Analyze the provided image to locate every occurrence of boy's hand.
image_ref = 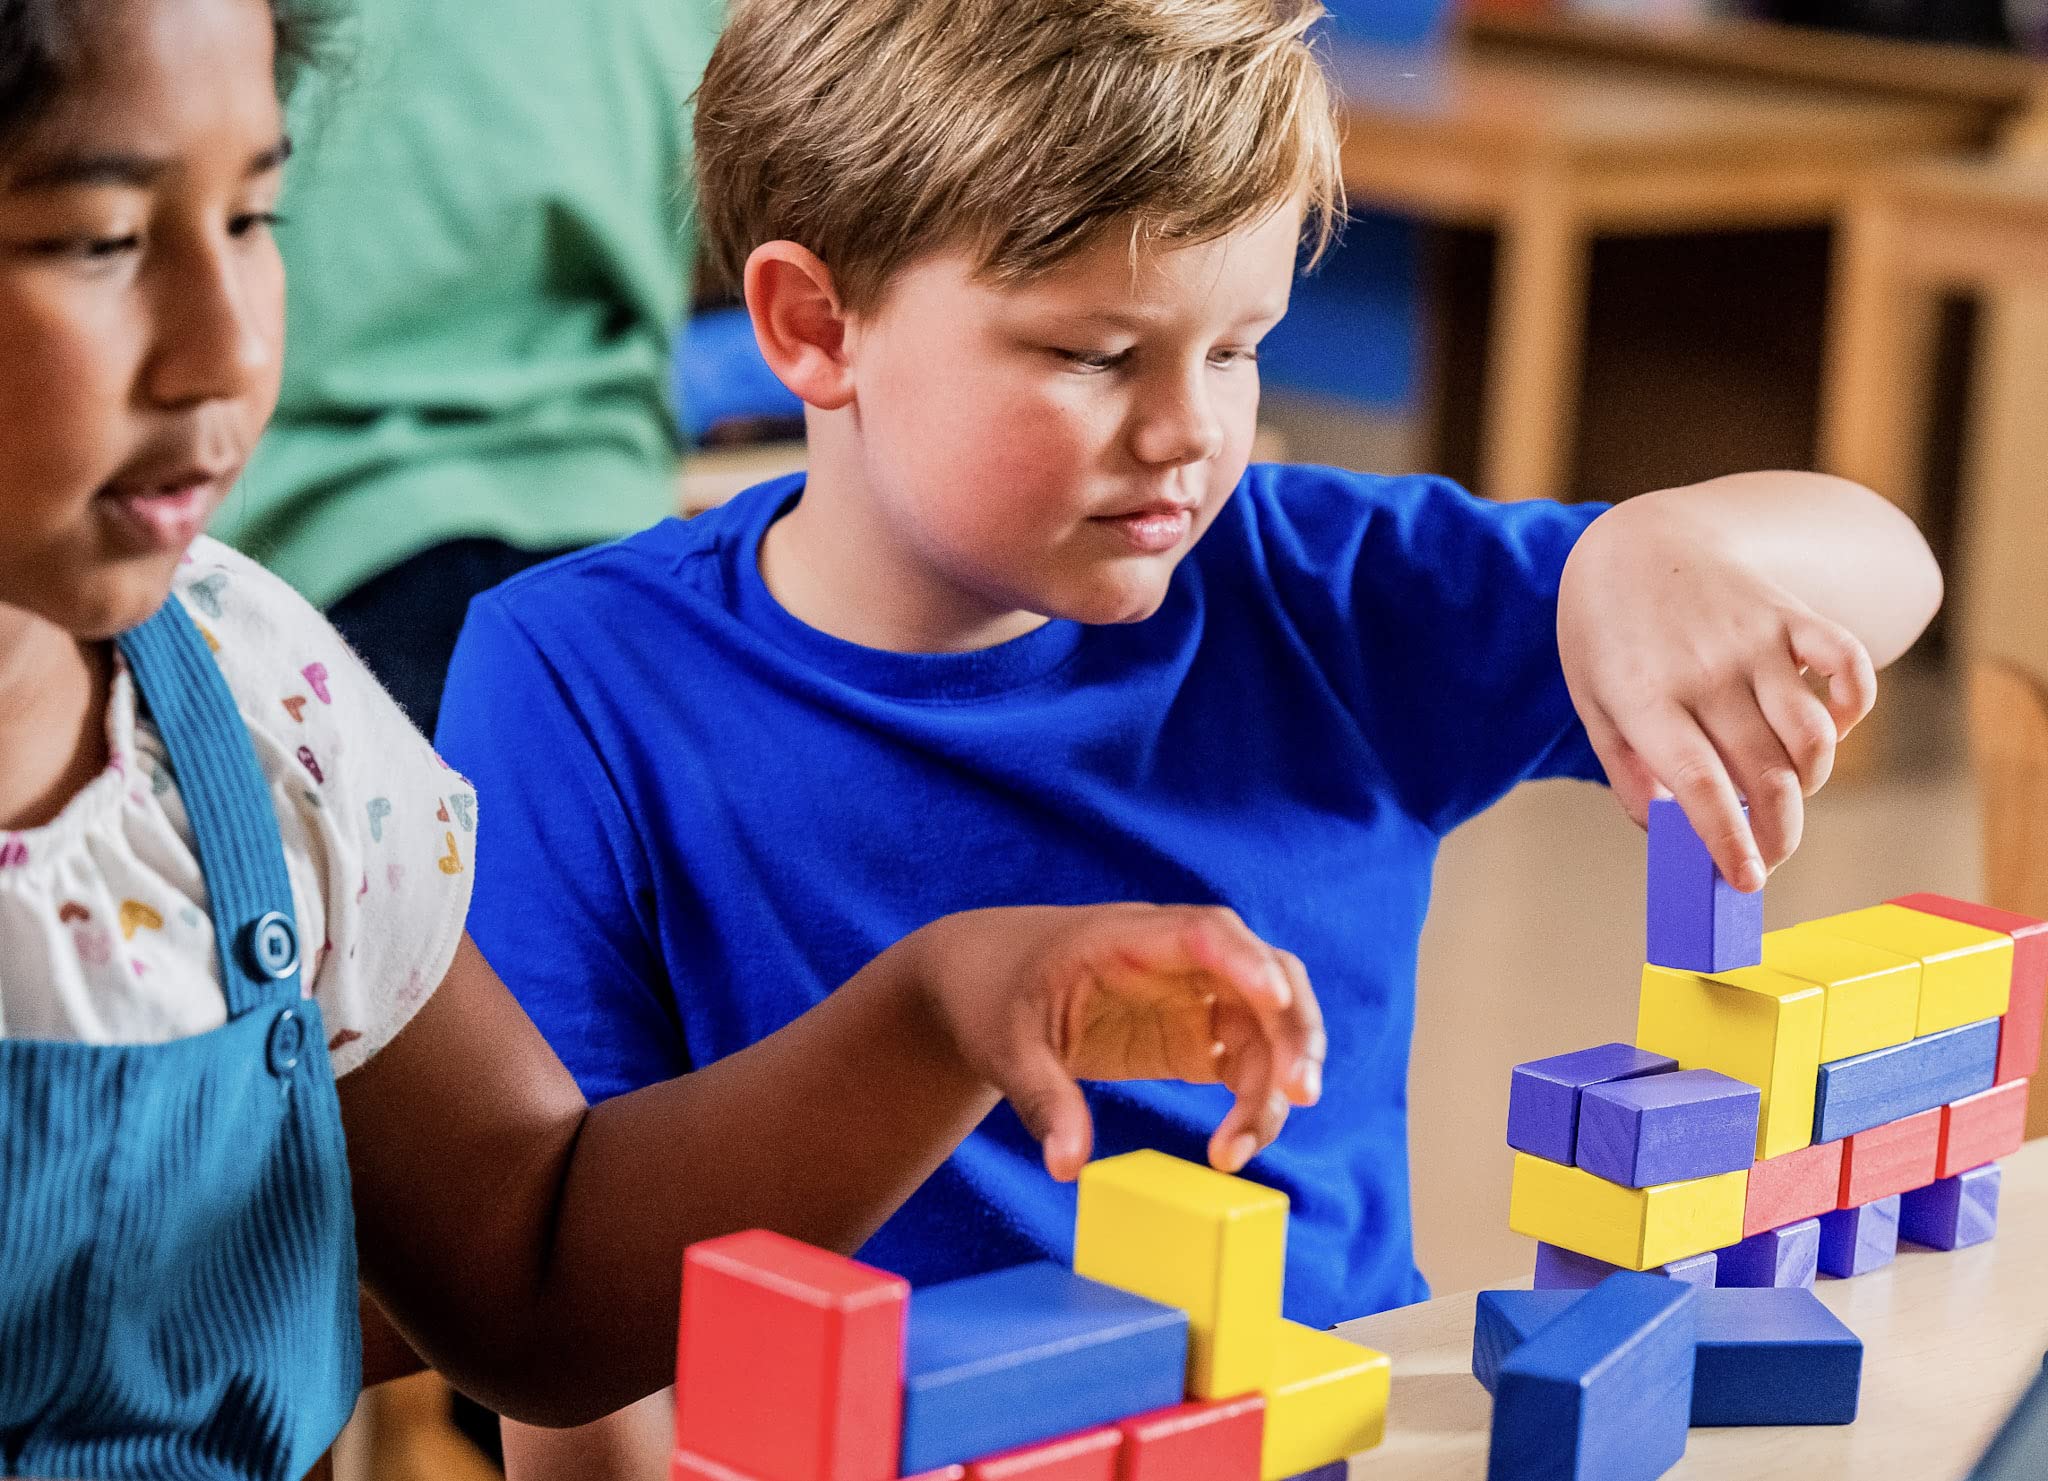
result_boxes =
[908,904,1325,1182]
[1558,496,1878,892]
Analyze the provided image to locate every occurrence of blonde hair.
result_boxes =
[694,0,1345,313]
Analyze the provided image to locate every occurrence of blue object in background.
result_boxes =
[673,305,804,446]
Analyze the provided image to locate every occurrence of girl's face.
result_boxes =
[0,0,286,640]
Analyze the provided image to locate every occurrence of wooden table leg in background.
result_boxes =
[1482,177,1592,504]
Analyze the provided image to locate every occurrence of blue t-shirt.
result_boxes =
[438,464,1607,1327]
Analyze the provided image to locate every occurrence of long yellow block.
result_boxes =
[1640,963,1824,1159]
[1762,924,1921,1062]
[1260,1321,1391,1480]
[1073,1150,1287,1399]
[1809,904,2013,1036]
[1508,1153,1747,1270]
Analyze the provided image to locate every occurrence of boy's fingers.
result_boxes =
[1001,1037,1096,1182]
[1789,614,1877,735]
[1207,1040,1277,1174]
[1754,667,1839,797]
[1274,949,1324,1106]
[1627,705,1763,891]
[1580,701,1659,828]
[1102,908,1292,1015]
[1697,692,1803,872]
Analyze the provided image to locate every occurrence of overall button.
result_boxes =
[241,911,300,982]
[267,1008,306,1077]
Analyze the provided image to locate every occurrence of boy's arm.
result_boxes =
[1558,471,1941,890]
[499,1393,673,1481]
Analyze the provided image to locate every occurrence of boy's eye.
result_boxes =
[1210,346,1260,368]
[230,211,285,238]
[1054,347,1129,373]
[29,233,142,260]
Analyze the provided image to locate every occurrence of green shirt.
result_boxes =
[220,0,721,606]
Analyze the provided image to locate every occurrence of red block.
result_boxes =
[1839,1108,1942,1207]
[1743,1138,1845,1238]
[1938,1078,2030,1179]
[1117,1396,1265,1481]
[1891,893,2048,1083]
[673,1452,754,1481]
[675,1229,909,1481]
[906,1472,969,1480]
[967,1426,1123,1480]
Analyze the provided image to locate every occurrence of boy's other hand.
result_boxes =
[1558,493,1878,893]
[908,904,1325,1182]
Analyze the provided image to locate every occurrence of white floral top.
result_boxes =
[0,538,474,1075]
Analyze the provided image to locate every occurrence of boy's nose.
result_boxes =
[1131,377,1225,469]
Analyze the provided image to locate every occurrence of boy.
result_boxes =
[442,0,1937,1357]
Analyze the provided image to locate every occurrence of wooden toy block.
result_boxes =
[1487,1271,1697,1481]
[1509,1153,1747,1270]
[1533,1242,1716,1290]
[1073,1151,1286,1400]
[1647,797,1763,973]
[1899,1163,2002,1251]
[1891,894,2048,1083]
[1691,1287,1862,1427]
[1838,1108,1942,1207]
[1117,1396,1265,1481]
[1808,904,2012,1037]
[669,1450,750,1481]
[1574,1068,1760,1188]
[900,1263,1188,1475]
[1938,1078,2030,1178]
[675,1229,909,1481]
[1817,1195,1900,1277]
[909,1471,971,1480]
[967,1426,1123,1480]
[1473,1290,1583,1393]
[1639,963,1824,1159]
[1259,1322,1390,1481]
[1812,1018,2000,1144]
[1507,1044,1678,1166]
[1760,924,1921,1062]
[1277,1468,1347,1481]
[1714,1218,1820,1289]
[1742,1139,1845,1239]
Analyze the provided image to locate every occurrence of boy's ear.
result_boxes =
[744,242,857,412]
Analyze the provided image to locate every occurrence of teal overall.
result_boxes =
[0,597,360,1479]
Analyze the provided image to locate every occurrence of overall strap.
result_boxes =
[116,597,304,1018]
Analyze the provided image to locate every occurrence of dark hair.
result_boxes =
[0,0,325,148]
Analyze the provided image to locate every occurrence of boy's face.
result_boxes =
[840,206,1300,633]
[0,0,286,641]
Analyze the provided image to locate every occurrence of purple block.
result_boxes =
[1507,1043,1679,1166]
[1575,1068,1762,1188]
[1716,1219,1820,1289]
[1818,1196,1900,1278]
[1284,1468,1349,1481]
[1900,1163,2001,1251]
[1533,1241,1718,1290]
[1647,797,1764,973]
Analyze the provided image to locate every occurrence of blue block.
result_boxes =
[1487,1272,1697,1481]
[1901,1163,2002,1251]
[1693,1287,1862,1426]
[1647,797,1763,973]
[1812,1018,2001,1143]
[1818,1197,1901,1278]
[1508,1044,1679,1166]
[1534,1242,1717,1291]
[1576,1069,1761,1188]
[1474,1289,1582,1392]
[899,1262,1189,1473]
[1715,1219,1820,1290]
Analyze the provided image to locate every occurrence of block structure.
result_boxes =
[1473,1290,1582,1393]
[1117,1396,1265,1481]
[1817,1196,1901,1278]
[1639,964,1823,1159]
[966,1426,1122,1480]
[1647,798,1763,973]
[1534,1242,1715,1291]
[1742,1140,1845,1239]
[1838,1109,1943,1207]
[1715,1219,1819,1290]
[1899,1164,2002,1251]
[1072,1150,1286,1401]
[1892,893,2048,1083]
[1574,1068,1759,1188]
[1760,924,1921,1062]
[1259,1323,1390,1481]
[1510,1153,1746,1271]
[1938,1079,2030,1178]
[1808,904,2013,1037]
[674,1230,909,1481]
[1812,1019,2000,1144]
[1507,1043,1678,1166]
[1691,1288,1862,1427]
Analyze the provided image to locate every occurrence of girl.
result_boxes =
[0,2,1326,1476]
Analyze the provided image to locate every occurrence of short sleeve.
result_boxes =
[437,586,688,1104]
[1241,466,1610,835]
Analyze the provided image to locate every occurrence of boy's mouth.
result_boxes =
[1091,500,1196,556]
[97,465,234,556]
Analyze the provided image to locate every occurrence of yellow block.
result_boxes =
[1762,924,1922,1062]
[1641,963,1824,1159]
[1508,1153,1748,1270]
[1260,1321,1391,1480]
[1809,904,2014,1037]
[1073,1150,1287,1400]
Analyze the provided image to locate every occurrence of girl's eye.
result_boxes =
[1055,348,1129,373]
[230,211,285,238]
[30,234,142,260]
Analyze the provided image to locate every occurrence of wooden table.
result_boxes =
[1332,1136,2048,1478]
[1333,45,1979,503]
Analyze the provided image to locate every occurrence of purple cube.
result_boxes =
[1533,1241,1718,1290]
[1900,1163,2001,1251]
[1818,1196,1900,1278]
[1507,1043,1679,1166]
[1716,1219,1820,1290]
[1647,797,1764,973]
[1575,1068,1762,1188]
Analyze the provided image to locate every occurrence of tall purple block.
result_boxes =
[1575,1068,1761,1188]
[1716,1218,1820,1289]
[1900,1163,2001,1251]
[1284,1467,1350,1481]
[1818,1196,1900,1278]
[1647,797,1763,973]
[1534,1241,1718,1290]
[1507,1043,1679,1166]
